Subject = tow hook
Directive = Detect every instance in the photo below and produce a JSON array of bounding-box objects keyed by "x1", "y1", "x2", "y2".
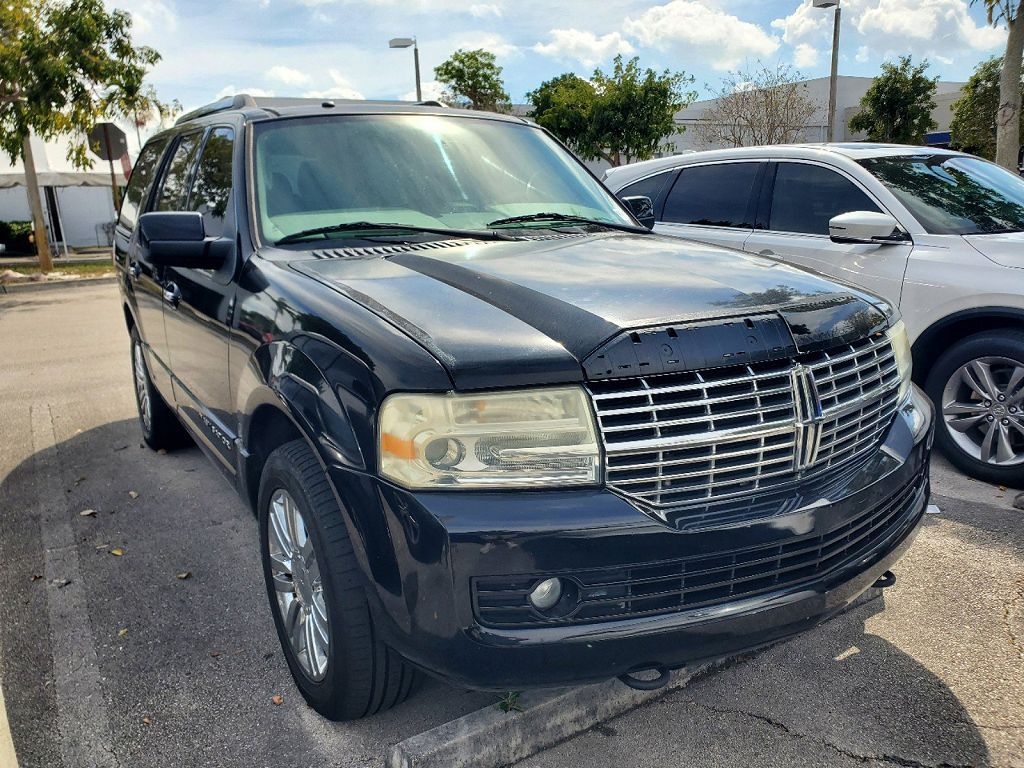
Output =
[
  {"x1": 872, "y1": 570, "x2": 896, "y2": 589},
  {"x1": 618, "y1": 664, "x2": 671, "y2": 691}
]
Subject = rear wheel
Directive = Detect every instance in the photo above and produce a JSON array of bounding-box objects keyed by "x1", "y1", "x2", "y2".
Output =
[
  {"x1": 129, "y1": 327, "x2": 189, "y2": 450},
  {"x1": 925, "y1": 330, "x2": 1024, "y2": 487},
  {"x1": 258, "y1": 439, "x2": 419, "y2": 720}
]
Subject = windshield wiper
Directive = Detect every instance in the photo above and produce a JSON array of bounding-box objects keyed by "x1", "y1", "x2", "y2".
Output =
[
  {"x1": 275, "y1": 221, "x2": 514, "y2": 245},
  {"x1": 486, "y1": 212, "x2": 648, "y2": 233}
]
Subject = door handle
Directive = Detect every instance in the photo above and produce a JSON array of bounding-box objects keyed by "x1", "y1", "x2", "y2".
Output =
[
  {"x1": 162, "y1": 282, "x2": 181, "y2": 308},
  {"x1": 128, "y1": 262, "x2": 141, "y2": 280}
]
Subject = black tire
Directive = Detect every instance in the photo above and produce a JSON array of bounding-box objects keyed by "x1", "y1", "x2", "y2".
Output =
[
  {"x1": 129, "y1": 327, "x2": 190, "y2": 450},
  {"x1": 258, "y1": 439, "x2": 419, "y2": 720},
  {"x1": 924, "y1": 329, "x2": 1024, "y2": 487}
]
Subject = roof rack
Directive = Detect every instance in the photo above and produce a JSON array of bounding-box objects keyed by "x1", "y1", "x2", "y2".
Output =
[{"x1": 176, "y1": 94, "x2": 449, "y2": 125}]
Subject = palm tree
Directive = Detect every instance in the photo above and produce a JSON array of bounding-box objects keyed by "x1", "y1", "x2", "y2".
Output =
[{"x1": 976, "y1": 1, "x2": 1024, "y2": 169}]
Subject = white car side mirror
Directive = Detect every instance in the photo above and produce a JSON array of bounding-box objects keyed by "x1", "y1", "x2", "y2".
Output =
[{"x1": 829, "y1": 211, "x2": 909, "y2": 245}]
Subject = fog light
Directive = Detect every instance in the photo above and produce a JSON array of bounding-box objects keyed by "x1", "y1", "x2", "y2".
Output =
[{"x1": 528, "y1": 577, "x2": 562, "y2": 611}]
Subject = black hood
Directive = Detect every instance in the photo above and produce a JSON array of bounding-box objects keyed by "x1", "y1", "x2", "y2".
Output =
[{"x1": 292, "y1": 232, "x2": 885, "y2": 389}]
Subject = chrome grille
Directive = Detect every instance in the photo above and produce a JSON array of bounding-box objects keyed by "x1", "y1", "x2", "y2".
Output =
[{"x1": 588, "y1": 333, "x2": 901, "y2": 509}]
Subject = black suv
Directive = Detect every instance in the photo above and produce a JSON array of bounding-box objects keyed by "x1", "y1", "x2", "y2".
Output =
[{"x1": 115, "y1": 95, "x2": 934, "y2": 720}]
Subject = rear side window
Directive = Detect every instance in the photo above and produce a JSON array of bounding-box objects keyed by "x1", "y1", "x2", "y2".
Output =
[
  {"x1": 118, "y1": 137, "x2": 169, "y2": 229},
  {"x1": 768, "y1": 163, "x2": 881, "y2": 235},
  {"x1": 616, "y1": 170, "x2": 676, "y2": 209},
  {"x1": 662, "y1": 163, "x2": 759, "y2": 228},
  {"x1": 188, "y1": 127, "x2": 235, "y2": 238},
  {"x1": 155, "y1": 132, "x2": 203, "y2": 212}
]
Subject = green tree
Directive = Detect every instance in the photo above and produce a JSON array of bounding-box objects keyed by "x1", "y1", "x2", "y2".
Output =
[
  {"x1": 529, "y1": 56, "x2": 695, "y2": 167},
  {"x1": 950, "y1": 57, "x2": 1024, "y2": 159},
  {"x1": 434, "y1": 49, "x2": 510, "y2": 112},
  {"x1": 0, "y1": 0, "x2": 159, "y2": 270},
  {"x1": 972, "y1": 1, "x2": 1024, "y2": 169},
  {"x1": 849, "y1": 56, "x2": 938, "y2": 144}
]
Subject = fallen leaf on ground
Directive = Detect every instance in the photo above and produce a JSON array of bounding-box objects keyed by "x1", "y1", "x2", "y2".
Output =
[
  {"x1": 30, "y1": 574, "x2": 42, "y2": 582},
  {"x1": 210, "y1": 650, "x2": 221, "y2": 658},
  {"x1": 74, "y1": 476, "x2": 86, "y2": 485},
  {"x1": 95, "y1": 543, "x2": 109, "y2": 550},
  {"x1": 271, "y1": 695, "x2": 283, "y2": 706},
  {"x1": 142, "y1": 717, "x2": 151, "y2": 726},
  {"x1": 50, "y1": 578, "x2": 71, "y2": 589},
  {"x1": 998, "y1": 485, "x2": 1007, "y2": 491},
  {"x1": 176, "y1": 571, "x2": 191, "y2": 580},
  {"x1": 128, "y1": 490, "x2": 139, "y2": 499},
  {"x1": 110, "y1": 548, "x2": 125, "y2": 557},
  {"x1": 118, "y1": 628, "x2": 128, "y2": 638},
  {"x1": 157, "y1": 449, "x2": 167, "y2": 455},
  {"x1": 114, "y1": 445, "x2": 128, "y2": 452},
  {"x1": 79, "y1": 509, "x2": 97, "y2": 517}
]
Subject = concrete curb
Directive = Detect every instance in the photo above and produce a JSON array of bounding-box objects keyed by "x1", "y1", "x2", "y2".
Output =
[
  {"x1": 1, "y1": 275, "x2": 118, "y2": 293},
  {"x1": 386, "y1": 588, "x2": 883, "y2": 768}
]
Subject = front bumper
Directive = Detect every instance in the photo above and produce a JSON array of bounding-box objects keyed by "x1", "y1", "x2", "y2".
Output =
[{"x1": 329, "y1": 387, "x2": 934, "y2": 690}]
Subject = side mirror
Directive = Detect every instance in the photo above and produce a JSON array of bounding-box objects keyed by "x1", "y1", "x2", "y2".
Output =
[
  {"x1": 138, "y1": 211, "x2": 230, "y2": 269},
  {"x1": 620, "y1": 195, "x2": 656, "y2": 230},
  {"x1": 829, "y1": 211, "x2": 909, "y2": 245}
]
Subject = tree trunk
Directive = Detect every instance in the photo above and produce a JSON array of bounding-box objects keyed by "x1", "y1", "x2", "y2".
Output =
[
  {"x1": 21, "y1": 135, "x2": 53, "y2": 272},
  {"x1": 996, "y1": 5, "x2": 1024, "y2": 171}
]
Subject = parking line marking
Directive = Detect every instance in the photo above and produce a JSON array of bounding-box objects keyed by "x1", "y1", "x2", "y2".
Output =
[
  {"x1": 0, "y1": 681, "x2": 18, "y2": 768},
  {"x1": 31, "y1": 403, "x2": 116, "y2": 768}
]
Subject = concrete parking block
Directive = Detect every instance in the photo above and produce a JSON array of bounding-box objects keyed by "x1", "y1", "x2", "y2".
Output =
[{"x1": 386, "y1": 589, "x2": 882, "y2": 768}]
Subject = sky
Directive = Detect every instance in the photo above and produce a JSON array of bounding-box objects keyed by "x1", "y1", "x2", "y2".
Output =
[{"x1": 109, "y1": 0, "x2": 1009, "y2": 112}]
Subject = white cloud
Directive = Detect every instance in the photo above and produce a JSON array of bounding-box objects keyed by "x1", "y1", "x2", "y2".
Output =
[
  {"x1": 772, "y1": 0, "x2": 1004, "y2": 62},
  {"x1": 214, "y1": 85, "x2": 275, "y2": 99},
  {"x1": 533, "y1": 30, "x2": 635, "y2": 68},
  {"x1": 265, "y1": 65, "x2": 311, "y2": 86},
  {"x1": 301, "y1": 69, "x2": 365, "y2": 100},
  {"x1": 401, "y1": 80, "x2": 448, "y2": 102},
  {"x1": 469, "y1": 3, "x2": 502, "y2": 17},
  {"x1": 452, "y1": 32, "x2": 519, "y2": 58},
  {"x1": 793, "y1": 42, "x2": 819, "y2": 68},
  {"x1": 623, "y1": 1, "x2": 780, "y2": 71}
]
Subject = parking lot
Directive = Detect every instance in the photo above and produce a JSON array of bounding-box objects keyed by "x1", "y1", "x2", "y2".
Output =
[{"x1": 0, "y1": 280, "x2": 1022, "y2": 768}]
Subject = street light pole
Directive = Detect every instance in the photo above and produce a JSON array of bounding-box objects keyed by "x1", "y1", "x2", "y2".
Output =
[
  {"x1": 814, "y1": 0, "x2": 842, "y2": 143},
  {"x1": 389, "y1": 37, "x2": 422, "y2": 102}
]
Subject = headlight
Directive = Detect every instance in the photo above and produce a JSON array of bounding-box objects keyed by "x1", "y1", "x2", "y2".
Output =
[
  {"x1": 378, "y1": 386, "x2": 601, "y2": 489},
  {"x1": 886, "y1": 319, "x2": 912, "y2": 402}
]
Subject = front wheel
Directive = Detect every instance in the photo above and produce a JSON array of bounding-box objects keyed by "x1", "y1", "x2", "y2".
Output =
[
  {"x1": 925, "y1": 330, "x2": 1024, "y2": 487},
  {"x1": 258, "y1": 440, "x2": 419, "y2": 720}
]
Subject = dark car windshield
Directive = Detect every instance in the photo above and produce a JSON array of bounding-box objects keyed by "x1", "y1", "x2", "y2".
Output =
[
  {"x1": 860, "y1": 154, "x2": 1024, "y2": 235},
  {"x1": 252, "y1": 114, "x2": 633, "y2": 244}
]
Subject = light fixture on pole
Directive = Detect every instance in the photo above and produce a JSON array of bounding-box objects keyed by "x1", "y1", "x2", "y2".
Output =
[
  {"x1": 388, "y1": 37, "x2": 422, "y2": 102},
  {"x1": 813, "y1": 0, "x2": 841, "y2": 143}
]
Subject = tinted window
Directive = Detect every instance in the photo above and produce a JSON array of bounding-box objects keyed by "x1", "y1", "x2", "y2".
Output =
[
  {"x1": 861, "y1": 154, "x2": 1024, "y2": 235},
  {"x1": 119, "y1": 137, "x2": 169, "y2": 229},
  {"x1": 769, "y1": 163, "x2": 881, "y2": 235},
  {"x1": 662, "y1": 163, "x2": 759, "y2": 227},
  {"x1": 616, "y1": 170, "x2": 676, "y2": 208},
  {"x1": 155, "y1": 132, "x2": 202, "y2": 212},
  {"x1": 189, "y1": 128, "x2": 234, "y2": 238}
]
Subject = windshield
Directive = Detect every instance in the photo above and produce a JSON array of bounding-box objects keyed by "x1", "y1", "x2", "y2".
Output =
[
  {"x1": 860, "y1": 154, "x2": 1024, "y2": 235},
  {"x1": 252, "y1": 114, "x2": 633, "y2": 243}
]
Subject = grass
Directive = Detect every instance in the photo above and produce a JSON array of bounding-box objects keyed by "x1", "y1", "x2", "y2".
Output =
[{"x1": 2, "y1": 261, "x2": 115, "y2": 278}]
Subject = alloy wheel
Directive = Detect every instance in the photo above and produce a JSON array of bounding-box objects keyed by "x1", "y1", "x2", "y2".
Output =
[
  {"x1": 267, "y1": 488, "x2": 330, "y2": 681},
  {"x1": 133, "y1": 341, "x2": 152, "y2": 433},
  {"x1": 941, "y1": 356, "x2": 1024, "y2": 466}
]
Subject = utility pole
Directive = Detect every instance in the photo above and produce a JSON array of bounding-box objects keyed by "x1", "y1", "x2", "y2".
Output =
[{"x1": 814, "y1": 0, "x2": 842, "y2": 143}]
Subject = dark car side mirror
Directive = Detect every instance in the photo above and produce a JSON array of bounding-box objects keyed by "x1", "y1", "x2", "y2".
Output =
[
  {"x1": 138, "y1": 211, "x2": 230, "y2": 269},
  {"x1": 620, "y1": 195, "x2": 656, "y2": 230}
]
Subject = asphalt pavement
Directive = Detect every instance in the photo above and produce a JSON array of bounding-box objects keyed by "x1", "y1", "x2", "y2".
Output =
[{"x1": 1, "y1": 282, "x2": 1021, "y2": 768}]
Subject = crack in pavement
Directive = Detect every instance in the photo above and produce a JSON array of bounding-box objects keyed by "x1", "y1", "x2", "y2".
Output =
[{"x1": 670, "y1": 699, "x2": 976, "y2": 768}]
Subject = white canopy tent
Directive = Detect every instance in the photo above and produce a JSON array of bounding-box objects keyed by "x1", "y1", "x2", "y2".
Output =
[{"x1": 0, "y1": 131, "x2": 134, "y2": 253}]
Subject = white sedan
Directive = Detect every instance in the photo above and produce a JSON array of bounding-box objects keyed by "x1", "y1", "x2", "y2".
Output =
[{"x1": 604, "y1": 144, "x2": 1024, "y2": 487}]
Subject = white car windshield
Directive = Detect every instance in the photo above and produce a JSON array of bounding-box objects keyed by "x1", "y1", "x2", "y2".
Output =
[
  {"x1": 252, "y1": 114, "x2": 634, "y2": 244},
  {"x1": 861, "y1": 154, "x2": 1024, "y2": 235}
]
